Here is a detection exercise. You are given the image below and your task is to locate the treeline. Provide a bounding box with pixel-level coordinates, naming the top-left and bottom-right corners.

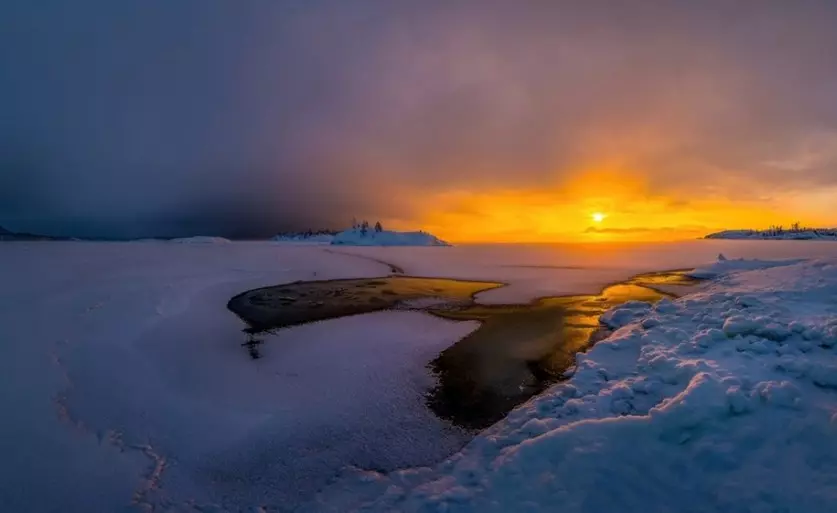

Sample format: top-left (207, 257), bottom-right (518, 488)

top-left (274, 229), bottom-right (338, 238)
top-left (761, 222), bottom-right (837, 237)
top-left (350, 219), bottom-right (384, 234)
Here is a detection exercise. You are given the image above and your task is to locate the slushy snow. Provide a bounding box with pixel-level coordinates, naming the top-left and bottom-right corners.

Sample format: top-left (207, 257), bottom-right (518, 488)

top-left (331, 228), bottom-right (451, 246)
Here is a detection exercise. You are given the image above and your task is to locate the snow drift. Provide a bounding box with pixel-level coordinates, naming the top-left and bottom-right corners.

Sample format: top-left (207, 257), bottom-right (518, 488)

top-left (331, 228), bottom-right (451, 247)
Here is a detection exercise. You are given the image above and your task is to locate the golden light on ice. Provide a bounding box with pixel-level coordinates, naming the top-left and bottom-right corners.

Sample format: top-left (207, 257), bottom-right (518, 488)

top-left (592, 212), bottom-right (606, 223)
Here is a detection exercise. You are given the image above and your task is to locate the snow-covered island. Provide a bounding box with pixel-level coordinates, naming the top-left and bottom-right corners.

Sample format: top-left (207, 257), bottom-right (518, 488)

top-left (273, 223), bottom-right (451, 246)
top-left (331, 228), bottom-right (451, 246)
top-left (272, 231), bottom-right (337, 244)
top-left (0, 225), bottom-right (70, 241)
top-left (706, 226), bottom-right (837, 240)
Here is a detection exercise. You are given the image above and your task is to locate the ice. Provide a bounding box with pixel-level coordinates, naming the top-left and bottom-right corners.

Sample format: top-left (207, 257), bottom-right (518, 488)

top-left (325, 239), bottom-right (837, 303)
top-left (2, 240), bottom-right (837, 511)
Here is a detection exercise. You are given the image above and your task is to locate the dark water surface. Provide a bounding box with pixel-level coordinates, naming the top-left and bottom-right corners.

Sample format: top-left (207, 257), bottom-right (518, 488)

top-left (227, 276), bottom-right (503, 332)
top-left (426, 270), bottom-right (699, 428)
top-left (227, 271), bottom-right (699, 429)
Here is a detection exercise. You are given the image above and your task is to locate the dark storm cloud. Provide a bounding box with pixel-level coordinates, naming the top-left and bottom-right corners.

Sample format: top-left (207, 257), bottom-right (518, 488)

top-left (2, 1), bottom-right (837, 237)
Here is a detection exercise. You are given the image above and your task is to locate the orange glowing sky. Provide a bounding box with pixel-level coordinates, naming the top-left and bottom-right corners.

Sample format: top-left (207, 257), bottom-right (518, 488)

top-left (388, 169), bottom-right (837, 243)
top-left (345, 3), bottom-right (837, 244)
top-left (4, 2), bottom-right (837, 240)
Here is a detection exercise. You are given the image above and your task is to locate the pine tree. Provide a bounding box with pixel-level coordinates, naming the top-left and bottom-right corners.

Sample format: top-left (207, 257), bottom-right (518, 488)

top-left (374, 221), bottom-right (383, 232)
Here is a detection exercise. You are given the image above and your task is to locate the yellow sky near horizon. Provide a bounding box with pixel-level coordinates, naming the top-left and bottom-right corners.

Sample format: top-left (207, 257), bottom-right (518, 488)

top-left (388, 171), bottom-right (837, 243)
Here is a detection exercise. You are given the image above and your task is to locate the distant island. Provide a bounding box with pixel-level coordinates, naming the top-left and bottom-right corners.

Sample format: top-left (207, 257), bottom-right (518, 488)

top-left (272, 229), bottom-right (339, 244)
top-left (274, 221), bottom-right (451, 246)
top-left (331, 228), bottom-right (450, 247)
top-left (0, 226), bottom-right (233, 243)
top-left (1, 221), bottom-right (451, 246)
top-left (705, 224), bottom-right (837, 240)
top-left (0, 225), bottom-right (71, 241)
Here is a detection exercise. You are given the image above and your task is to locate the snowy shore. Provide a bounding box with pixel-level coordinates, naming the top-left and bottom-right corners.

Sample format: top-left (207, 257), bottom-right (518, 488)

top-left (316, 256), bottom-right (837, 512)
top-left (2, 241), bottom-right (837, 511)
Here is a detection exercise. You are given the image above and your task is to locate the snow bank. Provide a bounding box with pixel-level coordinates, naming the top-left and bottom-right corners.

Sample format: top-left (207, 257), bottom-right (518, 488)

top-left (168, 236), bottom-right (231, 244)
top-left (317, 256), bottom-right (837, 512)
top-left (331, 228), bottom-right (451, 247)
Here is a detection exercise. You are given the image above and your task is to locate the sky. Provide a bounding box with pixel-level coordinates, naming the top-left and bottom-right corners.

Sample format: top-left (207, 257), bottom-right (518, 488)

top-left (2, 0), bottom-right (837, 241)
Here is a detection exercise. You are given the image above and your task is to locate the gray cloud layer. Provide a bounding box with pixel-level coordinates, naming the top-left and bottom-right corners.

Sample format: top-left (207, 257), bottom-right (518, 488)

top-left (2, 1), bottom-right (836, 237)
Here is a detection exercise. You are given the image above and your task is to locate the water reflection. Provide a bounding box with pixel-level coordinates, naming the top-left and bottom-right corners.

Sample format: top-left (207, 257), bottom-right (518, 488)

top-left (228, 277), bottom-right (503, 359)
top-left (227, 271), bottom-right (700, 426)
top-left (425, 271), bottom-right (700, 429)
top-left (228, 276), bottom-right (503, 333)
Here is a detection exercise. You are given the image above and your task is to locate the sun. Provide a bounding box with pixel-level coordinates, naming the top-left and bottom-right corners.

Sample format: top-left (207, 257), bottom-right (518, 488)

top-left (591, 212), bottom-right (606, 223)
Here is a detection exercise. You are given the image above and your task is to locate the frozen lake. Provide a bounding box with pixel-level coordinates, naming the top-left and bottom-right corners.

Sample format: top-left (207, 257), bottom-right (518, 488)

top-left (1, 239), bottom-right (835, 511)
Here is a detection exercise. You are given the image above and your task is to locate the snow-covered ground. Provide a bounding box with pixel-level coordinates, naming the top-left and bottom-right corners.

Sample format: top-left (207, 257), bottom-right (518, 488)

top-left (331, 228), bottom-right (450, 246)
top-left (1, 240), bottom-right (836, 512)
top-left (315, 255), bottom-right (837, 512)
top-left (0, 242), bottom-right (472, 512)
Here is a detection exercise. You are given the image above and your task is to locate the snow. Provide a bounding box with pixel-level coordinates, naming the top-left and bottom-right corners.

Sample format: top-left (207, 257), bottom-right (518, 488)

top-left (331, 228), bottom-right (451, 246)
top-left (0, 242), bottom-right (480, 511)
top-left (2, 240), bottom-right (837, 511)
top-left (315, 255), bottom-right (837, 513)
top-left (688, 255), bottom-right (805, 279)
top-left (599, 300), bottom-right (652, 329)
